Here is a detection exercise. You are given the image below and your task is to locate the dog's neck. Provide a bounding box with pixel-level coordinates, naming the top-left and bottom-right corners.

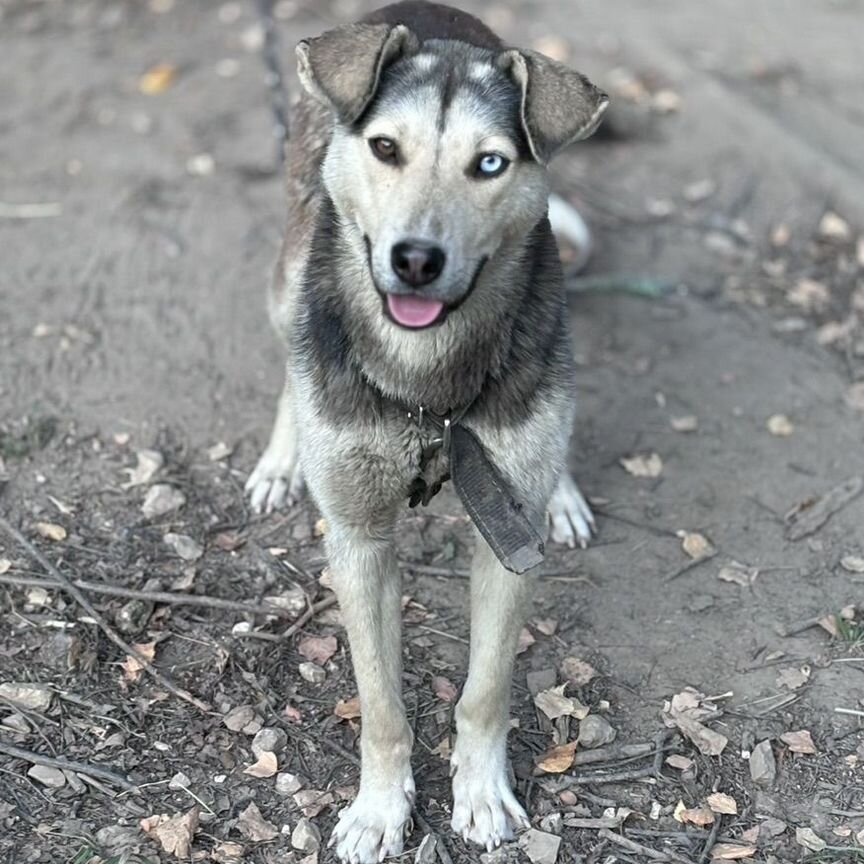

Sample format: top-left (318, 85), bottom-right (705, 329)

top-left (299, 196), bottom-right (571, 422)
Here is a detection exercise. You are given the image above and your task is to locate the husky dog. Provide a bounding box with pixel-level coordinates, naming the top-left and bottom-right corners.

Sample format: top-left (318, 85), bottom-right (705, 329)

top-left (245, 2), bottom-right (607, 860)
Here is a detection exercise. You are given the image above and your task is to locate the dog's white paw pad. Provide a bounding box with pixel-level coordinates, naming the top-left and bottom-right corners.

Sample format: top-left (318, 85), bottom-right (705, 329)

top-left (548, 474), bottom-right (595, 549)
top-left (331, 779), bottom-right (414, 864)
top-left (244, 449), bottom-right (304, 514)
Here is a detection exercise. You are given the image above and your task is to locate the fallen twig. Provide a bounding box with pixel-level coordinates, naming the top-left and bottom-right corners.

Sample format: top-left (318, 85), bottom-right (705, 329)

top-left (233, 594), bottom-right (338, 642)
top-left (559, 764), bottom-right (657, 787)
top-left (598, 828), bottom-right (698, 864)
top-left (836, 707), bottom-right (864, 718)
top-left (777, 613), bottom-right (827, 638)
top-left (572, 742), bottom-right (654, 766)
top-left (0, 573), bottom-right (294, 617)
top-left (664, 550), bottom-right (718, 583)
top-left (0, 515), bottom-right (211, 713)
top-left (699, 814), bottom-right (722, 864)
top-left (785, 475), bottom-right (863, 541)
top-left (0, 741), bottom-right (136, 792)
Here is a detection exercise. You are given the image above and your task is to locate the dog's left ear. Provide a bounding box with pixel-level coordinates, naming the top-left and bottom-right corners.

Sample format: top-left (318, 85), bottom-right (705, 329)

top-left (498, 49), bottom-right (609, 164)
top-left (297, 23), bottom-right (418, 124)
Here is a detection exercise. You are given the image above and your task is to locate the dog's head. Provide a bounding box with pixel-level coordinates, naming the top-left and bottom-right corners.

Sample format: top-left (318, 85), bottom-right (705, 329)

top-left (297, 22), bottom-right (607, 331)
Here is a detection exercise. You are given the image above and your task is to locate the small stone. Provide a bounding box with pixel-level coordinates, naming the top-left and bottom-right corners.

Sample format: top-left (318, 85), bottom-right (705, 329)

top-left (526, 668), bottom-right (557, 696)
top-left (519, 828), bottom-right (561, 864)
top-left (169, 771), bottom-right (191, 790)
top-left (577, 715), bottom-right (617, 749)
top-left (27, 765), bottom-right (66, 788)
top-left (223, 705), bottom-right (255, 732)
top-left (841, 555), bottom-right (864, 573)
top-left (539, 812), bottom-right (563, 834)
top-left (164, 532), bottom-right (204, 561)
top-left (299, 661), bottom-right (326, 684)
top-left (0, 683), bottom-right (53, 712)
top-left (141, 484), bottom-right (185, 518)
top-left (242, 718), bottom-right (263, 736)
top-left (818, 211), bottom-right (851, 242)
top-left (750, 739), bottom-right (776, 786)
top-left (252, 727), bottom-right (288, 757)
top-left (276, 772), bottom-right (303, 795)
top-left (291, 818), bottom-right (321, 853)
top-left (115, 598), bottom-right (154, 634)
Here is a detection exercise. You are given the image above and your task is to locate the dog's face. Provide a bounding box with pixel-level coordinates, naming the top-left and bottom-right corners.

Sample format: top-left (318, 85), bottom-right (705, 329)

top-left (322, 45), bottom-right (548, 329)
top-left (298, 24), bottom-right (607, 331)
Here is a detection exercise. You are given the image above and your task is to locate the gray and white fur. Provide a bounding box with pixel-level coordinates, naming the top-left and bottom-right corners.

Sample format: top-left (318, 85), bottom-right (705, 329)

top-left (244, 3), bottom-right (607, 861)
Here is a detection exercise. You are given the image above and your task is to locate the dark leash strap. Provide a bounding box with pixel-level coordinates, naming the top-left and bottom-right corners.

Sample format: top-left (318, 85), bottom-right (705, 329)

top-left (255, 0), bottom-right (290, 164)
top-left (407, 403), bottom-right (546, 575)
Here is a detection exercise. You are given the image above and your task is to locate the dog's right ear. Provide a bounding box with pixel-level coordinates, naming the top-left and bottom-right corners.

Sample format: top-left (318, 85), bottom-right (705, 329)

top-left (297, 23), bottom-right (418, 124)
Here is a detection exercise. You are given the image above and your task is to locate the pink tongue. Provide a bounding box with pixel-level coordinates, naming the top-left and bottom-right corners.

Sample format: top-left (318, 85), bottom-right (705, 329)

top-left (386, 294), bottom-right (445, 328)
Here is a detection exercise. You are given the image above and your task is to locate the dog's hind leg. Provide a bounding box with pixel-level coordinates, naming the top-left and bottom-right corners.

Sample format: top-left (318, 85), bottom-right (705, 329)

top-left (450, 533), bottom-right (531, 850)
top-left (548, 472), bottom-right (596, 549)
top-left (245, 372), bottom-right (304, 513)
top-left (327, 524), bottom-right (414, 864)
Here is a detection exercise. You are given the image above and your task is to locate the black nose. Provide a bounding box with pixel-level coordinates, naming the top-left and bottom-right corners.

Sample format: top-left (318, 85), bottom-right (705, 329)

top-left (390, 240), bottom-right (446, 287)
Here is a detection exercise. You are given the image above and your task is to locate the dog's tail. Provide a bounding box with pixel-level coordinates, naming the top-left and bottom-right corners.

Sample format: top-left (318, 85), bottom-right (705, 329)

top-left (548, 193), bottom-right (593, 274)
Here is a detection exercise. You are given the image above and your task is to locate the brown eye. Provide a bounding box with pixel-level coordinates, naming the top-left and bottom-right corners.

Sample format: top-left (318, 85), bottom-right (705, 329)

top-left (369, 136), bottom-right (398, 164)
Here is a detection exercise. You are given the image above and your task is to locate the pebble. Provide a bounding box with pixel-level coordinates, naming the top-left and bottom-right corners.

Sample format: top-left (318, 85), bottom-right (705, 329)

top-left (164, 532), bottom-right (203, 561)
top-left (276, 772), bottom-right (303, 795)
top-left (539, 812), bottom-right (563, 834)
top-left (27, 765), bottom-right (66, 788)
top-left (169, 771), bottom-right (191, 790)
top-left (750, 739), bottom-right (777, 786)
top-left (291, 818), bottom-right (321, 853)
top-left (223, 705), bottom-right (255, 732)
top-left (577, 715), bottom-right (617, 749)
top-left (141, 483), bottom-right (186, 518)
top-left (252, 727), bottom-right (288, 757)
top-left (299, 661), bottom-right (326, 684)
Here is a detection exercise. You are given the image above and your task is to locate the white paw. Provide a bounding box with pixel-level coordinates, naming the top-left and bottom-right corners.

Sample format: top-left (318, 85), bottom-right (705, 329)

top-left (450, 738), bottom-right (528, 851)
top-left (244, 446), bottom-right (304, 514)
top-left (330, 776), bottom-right (415, 864)
top-left (548, 473), bottom-right (595, 549)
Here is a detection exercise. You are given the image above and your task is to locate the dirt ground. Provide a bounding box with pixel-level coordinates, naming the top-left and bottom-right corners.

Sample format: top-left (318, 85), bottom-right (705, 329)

top-left (1, 1), bottom-right (864, 862)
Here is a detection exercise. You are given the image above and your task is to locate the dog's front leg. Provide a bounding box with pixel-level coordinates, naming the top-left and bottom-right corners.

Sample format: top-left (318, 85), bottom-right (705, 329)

top-left (327, 523), bottom-right (414, 864)
top-left (451, 533), bottom-right (532, 849)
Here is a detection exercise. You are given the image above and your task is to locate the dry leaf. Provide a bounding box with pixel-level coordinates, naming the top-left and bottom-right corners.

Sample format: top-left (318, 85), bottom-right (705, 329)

top-left (665, 754), bottom-right (693, 771)
top-left (534, 685), bottom-right (589, 720)
top-left (35, 522), bottom-right (66, 542)
top-left (122, 642), bottom-right (156, 684)
top-left (292, 789), bottom-right (334, 818)
top-left (431, 738), bottom-right (452, 760)
top-left (795, 827), bottom-right (826, 852)
top-left (244, 750), bottom-right (278, 778)
top-left (334, 696), bottom-right (361, 721)
top-left (141, 484), bottom-right (185, 518)
top-left (671, 415), bottom-right (698, 433)
top-left (141, 807), bottom-right (199, 859)
top-left (139, 62), bottom-right (177, 95)
top-left (678, 531), bottom-right (714, 560)
top-left (818, 211), bottom-right (851, 242)
top-left (776, 666), bottom-right (810, 691)
top-left (237, 802), bottom-right (279, 842)
top-left (706, 792), bottom-right (738, 815)
top-left (207, 441), bottom-right (233, 461)
top-left (766, 414), bottom-right (794, 436)
top-left (283, 703), bottom-right (302, 723)
top-left (710, 843), bottom-right (757, 860)
top-left (122, 449), bottom-right (163, 488)
top-left (517, 627), bottom-right (535, 654)
top-left (717, 561), bottom-right (758, 587)
top-left (0, 558), bottom-right (11, 575)
top-left (536, 740), bottom-right (578, 774)
top-left (620, 453), bottom-right (663, 478)
top-left (313, 517), bottom-right (328, 537)
top-left (788, 278), bottom-right (829, 311)
top-left (561, 657), bottom-right (596, 686)
top-left (298, 635), bottom-right (337, 665)
top-left (677, 806), bottom-right (715, 827)
top-left (780, 729), bottom-right (816, 754)
top-left (431, 676), bottom-right (458, 703)
top-left (662, 688), bottom-right (728, 756)
top-left (533, 617), bottom-right (558, 636)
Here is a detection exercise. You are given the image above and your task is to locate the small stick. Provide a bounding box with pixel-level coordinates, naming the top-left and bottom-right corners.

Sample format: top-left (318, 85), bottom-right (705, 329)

top-left (0, 202), bottom-right (62, 219)
top-left (598, 828), bottom-right (698, 864)
top-left (233, 594), bottom-right (338, 642)
top-left (0, 515), bottom-right (210, 714)
top-left (0, 741), bottom-right (135, 792)
top-left (699, 815), bottom-right (722, 864)
top-left (664, 550), bottom-right (718, 583)
top-left (653, 729), bottom-right (673, 777)
top-left (572, 742), bottom-right (654, 766)
top-left (836, 707), bottom-right (864, 718)
top-left (559, 765), bottom-right (657, 787)
top-left (0, 573), bottom-right (294, 617)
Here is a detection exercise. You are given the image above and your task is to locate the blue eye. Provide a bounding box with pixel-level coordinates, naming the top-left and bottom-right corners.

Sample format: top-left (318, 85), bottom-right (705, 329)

top-left (476, 153), bottom-right (509, 178)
